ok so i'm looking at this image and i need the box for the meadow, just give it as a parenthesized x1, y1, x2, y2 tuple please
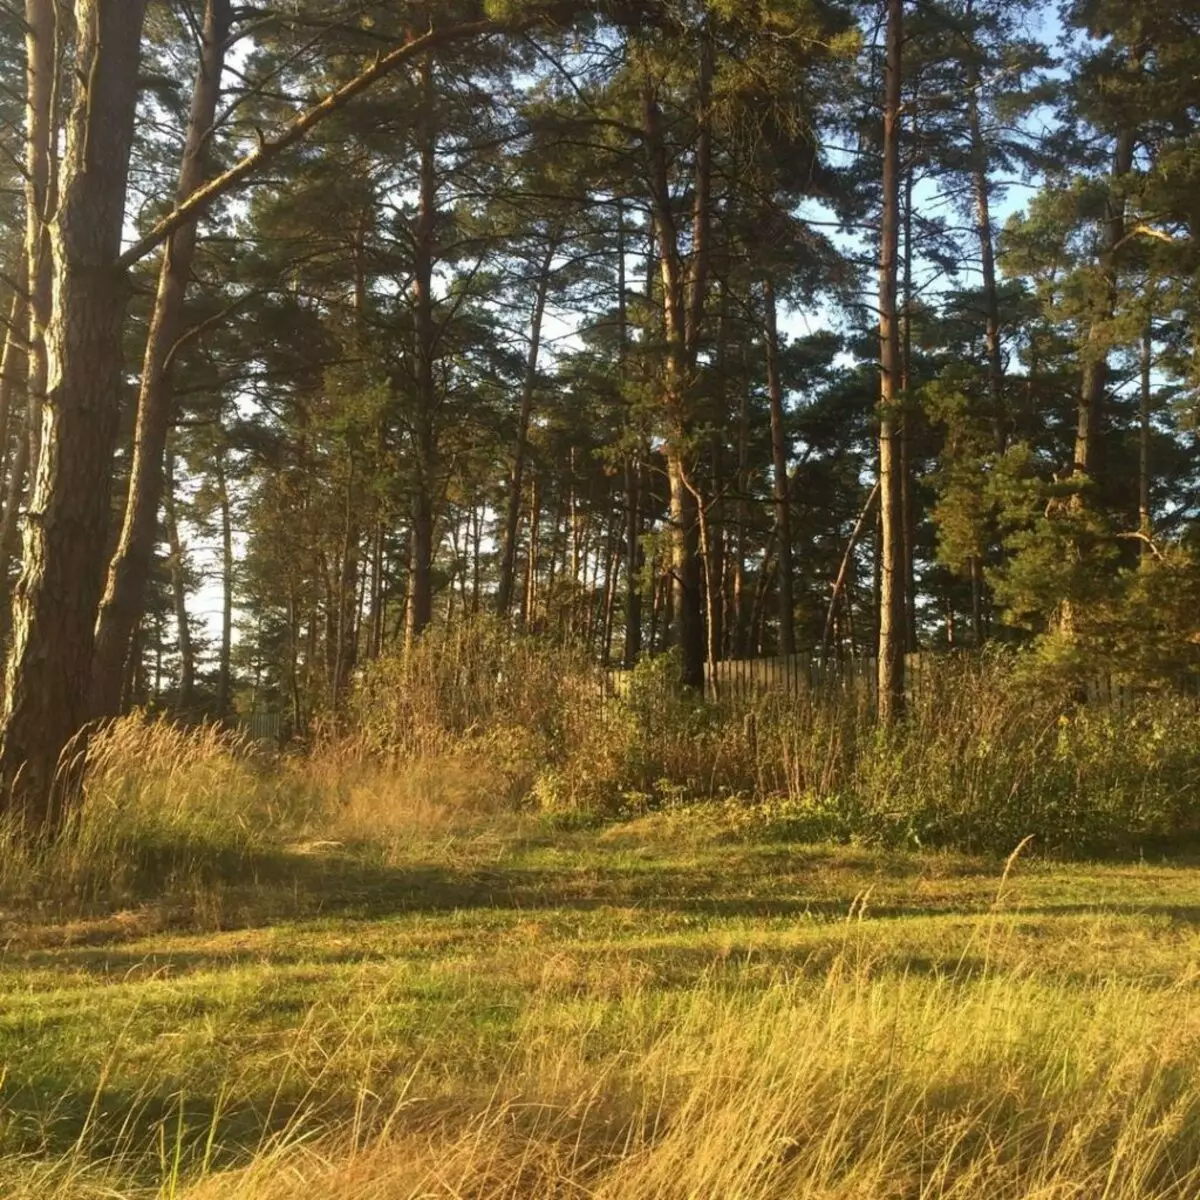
(0, 735, 1197, 1195)
(2, 640, 1200, 1198)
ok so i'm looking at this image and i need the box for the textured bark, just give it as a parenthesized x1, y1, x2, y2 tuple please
(496, 241, 554, 616)
(763, 277, 795, 657)
(0, 0, 150, 828)
(24, 0, 55, 482)
(328, 227, 369, 712)
(91, 0, 231, 718)
(0, 289, 30, 662)
(0, 279, 26, 495)
(877, 0, 906, 725)
(0, 425, 31, 657)
(366, 519, 385, 659)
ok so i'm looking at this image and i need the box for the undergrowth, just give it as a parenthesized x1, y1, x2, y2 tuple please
(346, 620, 1200, 855)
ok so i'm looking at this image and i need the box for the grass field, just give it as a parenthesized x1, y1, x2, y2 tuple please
(3, 769, 1200, 1199)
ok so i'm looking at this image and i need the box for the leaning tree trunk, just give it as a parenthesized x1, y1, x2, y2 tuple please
(876, 0, 906, 725)
(90, 0, 231, 718)
(0, 0, 150, 830)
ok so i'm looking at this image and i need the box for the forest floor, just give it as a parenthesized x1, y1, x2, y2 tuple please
(3, 807, 1200, 1197)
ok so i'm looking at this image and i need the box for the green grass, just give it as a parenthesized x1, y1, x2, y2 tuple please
(3, 796, 1200, 1198)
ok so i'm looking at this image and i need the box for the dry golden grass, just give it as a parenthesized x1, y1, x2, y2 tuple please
(1, 699, 1199, 1198)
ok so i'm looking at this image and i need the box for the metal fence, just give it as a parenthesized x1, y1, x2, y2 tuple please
(238, 711, 284, 744)
(602, 652, 1200, 709)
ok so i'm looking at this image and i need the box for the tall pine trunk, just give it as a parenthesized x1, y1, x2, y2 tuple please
(91, 0, 231, 718)
(406, 53, 437, 648)
(216, 451, 233, 718)
(965, 1, 1005, 453)
(0, 0, 150, 828)
(24, 0, 55, 483)
(641, 28, 712, 690)
(876, 0, 906, 725)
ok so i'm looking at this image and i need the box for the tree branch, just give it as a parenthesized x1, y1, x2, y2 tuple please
(117, 18, 510, 271)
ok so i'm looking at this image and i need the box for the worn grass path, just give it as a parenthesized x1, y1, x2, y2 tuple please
(3, 813, 1200, 1197)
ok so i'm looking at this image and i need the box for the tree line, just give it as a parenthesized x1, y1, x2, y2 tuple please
(0, 0, 1197, 831)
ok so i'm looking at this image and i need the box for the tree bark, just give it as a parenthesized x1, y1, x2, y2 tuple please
(763, 276, 795, 657)
(0, 285, 28, 646)
(900, 133, 918, 652)
(91, 0, 231, 718)
(24, 0, 55, 483)
(0, 0, 150, 829)
(0, 279, 27, 498)
(877, 0, 906, 725)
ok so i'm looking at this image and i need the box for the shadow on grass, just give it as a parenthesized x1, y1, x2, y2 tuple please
(9, 830, 1200, 968)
